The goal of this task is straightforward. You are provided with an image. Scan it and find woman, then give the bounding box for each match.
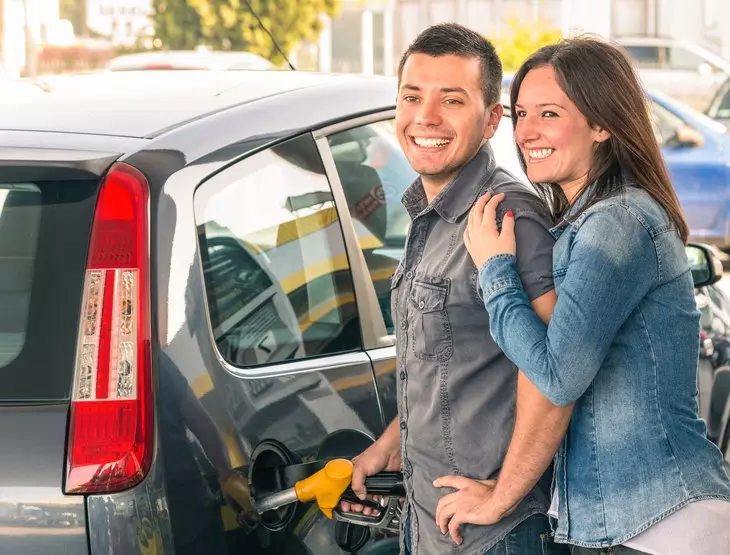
[434,38,730,554]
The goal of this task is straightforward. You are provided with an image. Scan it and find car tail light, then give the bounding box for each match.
[65,163,152,494]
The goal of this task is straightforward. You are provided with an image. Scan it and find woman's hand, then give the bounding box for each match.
[464,192,516,269]
[433,476,511,545]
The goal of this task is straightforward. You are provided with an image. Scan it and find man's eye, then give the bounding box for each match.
[403,95,418,102]
[445,99,463,105]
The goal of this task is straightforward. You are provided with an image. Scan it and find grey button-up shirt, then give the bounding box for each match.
[391,145,556,555]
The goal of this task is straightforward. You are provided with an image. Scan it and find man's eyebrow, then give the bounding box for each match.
[399,84,468,94]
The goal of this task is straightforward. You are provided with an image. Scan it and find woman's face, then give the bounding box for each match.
[514,65,608,199]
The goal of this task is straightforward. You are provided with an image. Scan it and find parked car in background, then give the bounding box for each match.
[649,89,730,248]
[706,75,730,128]
[105,50,276,71]
[616,36,730,111]
[503,74,730,249]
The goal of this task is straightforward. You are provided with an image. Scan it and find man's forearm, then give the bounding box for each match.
[377,417,402,460]
[492,372,572,515]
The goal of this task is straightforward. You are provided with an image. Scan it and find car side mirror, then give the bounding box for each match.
[699,62,714,76]
[672,124,705,148]
[687,243,723,287]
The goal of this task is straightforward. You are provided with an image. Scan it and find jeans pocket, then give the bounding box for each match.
[542,530,570,555]
[408,277,452,361]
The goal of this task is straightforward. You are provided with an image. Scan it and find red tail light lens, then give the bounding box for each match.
[65,163,152,494]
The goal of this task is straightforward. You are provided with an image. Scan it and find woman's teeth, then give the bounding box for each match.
[528,148,554,159]
[414,137,451,147]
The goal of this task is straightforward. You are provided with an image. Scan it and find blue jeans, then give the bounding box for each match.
[404,514,569,555]
[569,547,648,555]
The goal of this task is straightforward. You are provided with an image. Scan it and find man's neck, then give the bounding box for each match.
[422,175,454,204]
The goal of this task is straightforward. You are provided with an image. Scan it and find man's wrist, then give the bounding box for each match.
[490,482,522,519]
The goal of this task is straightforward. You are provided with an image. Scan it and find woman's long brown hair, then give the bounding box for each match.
[509,36,690,242]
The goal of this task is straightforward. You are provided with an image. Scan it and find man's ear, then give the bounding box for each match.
[483,103,504,140]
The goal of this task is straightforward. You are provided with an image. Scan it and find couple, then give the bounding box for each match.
[341,23,730,555]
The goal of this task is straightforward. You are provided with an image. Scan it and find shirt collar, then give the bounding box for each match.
[401,144,497,223]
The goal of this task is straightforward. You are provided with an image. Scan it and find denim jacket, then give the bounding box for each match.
[479,184,730,548]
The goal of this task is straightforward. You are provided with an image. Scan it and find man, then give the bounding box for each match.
[341,23,572,555]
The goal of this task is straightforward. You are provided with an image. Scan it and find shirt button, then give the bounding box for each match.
[418,301,425,309]
[401,321,408,330]
[406,271,413,279]
[400,421,407,430]
[400,371,406,380]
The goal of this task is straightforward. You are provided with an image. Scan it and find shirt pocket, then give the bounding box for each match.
[408,276,453,362]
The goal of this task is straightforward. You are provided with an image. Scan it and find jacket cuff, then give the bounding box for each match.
[479,254,522,297]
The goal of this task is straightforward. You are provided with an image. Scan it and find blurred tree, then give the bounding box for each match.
[152,0,340,65]
[492,17,563,73]
[60,0,87,36]
[151,0,206,50]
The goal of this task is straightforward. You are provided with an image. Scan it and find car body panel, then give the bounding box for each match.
[0,405,88,555]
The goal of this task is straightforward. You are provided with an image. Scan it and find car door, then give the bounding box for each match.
[157,131,393,554]
[314,109,523,427]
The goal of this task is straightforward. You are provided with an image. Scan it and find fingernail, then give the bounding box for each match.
[506,210,514,218]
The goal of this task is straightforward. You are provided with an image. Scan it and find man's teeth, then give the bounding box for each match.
[414,137,451,147]
[528,148,554,159]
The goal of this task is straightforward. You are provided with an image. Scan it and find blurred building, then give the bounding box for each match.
[85,0,151,47]
[320,0,730,75]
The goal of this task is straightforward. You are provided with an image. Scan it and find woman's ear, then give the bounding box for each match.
[592,126,611,144]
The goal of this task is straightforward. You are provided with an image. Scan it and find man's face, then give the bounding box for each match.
[396,53,502,188]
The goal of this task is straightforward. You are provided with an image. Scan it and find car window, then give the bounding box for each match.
[650,100,685,145]
[667,47,711,72]
[0,179,98,401]
[0,185,40,368]
[624,45,662,68]
[326,120,416,333]
[326,116,525,334]
[194,133,361,368]
[710,81,730,120]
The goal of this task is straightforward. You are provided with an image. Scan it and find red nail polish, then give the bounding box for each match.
[506,210,514,218]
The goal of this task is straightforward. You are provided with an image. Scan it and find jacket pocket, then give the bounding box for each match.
[408,277,452,361]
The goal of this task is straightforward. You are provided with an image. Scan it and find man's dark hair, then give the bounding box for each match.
[397,23,502,107]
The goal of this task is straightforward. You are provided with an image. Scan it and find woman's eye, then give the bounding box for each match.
[516,110,527,118]
[542,111,558,118]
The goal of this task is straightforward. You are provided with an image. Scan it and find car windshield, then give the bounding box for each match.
[651,89,728,134]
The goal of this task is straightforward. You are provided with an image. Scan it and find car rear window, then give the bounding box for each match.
[0,179,98,401]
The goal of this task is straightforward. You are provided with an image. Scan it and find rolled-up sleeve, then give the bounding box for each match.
[494,190,555,301]
[479,205,659,406]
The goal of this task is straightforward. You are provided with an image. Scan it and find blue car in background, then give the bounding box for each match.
[503,75,730,249]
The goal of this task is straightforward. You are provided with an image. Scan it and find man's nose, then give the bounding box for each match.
[414,97,442,126]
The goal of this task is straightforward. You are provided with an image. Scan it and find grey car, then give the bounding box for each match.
[0,68,531,555]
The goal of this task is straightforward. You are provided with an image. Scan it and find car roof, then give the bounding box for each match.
[0,70,391,139]
[106,50,276,71]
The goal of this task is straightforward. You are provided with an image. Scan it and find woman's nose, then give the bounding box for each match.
[515,115,539,144]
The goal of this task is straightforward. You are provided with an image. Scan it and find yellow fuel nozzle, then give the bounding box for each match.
[294,459,353,518]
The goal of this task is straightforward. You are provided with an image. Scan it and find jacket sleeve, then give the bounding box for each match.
[479,204,659,406]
